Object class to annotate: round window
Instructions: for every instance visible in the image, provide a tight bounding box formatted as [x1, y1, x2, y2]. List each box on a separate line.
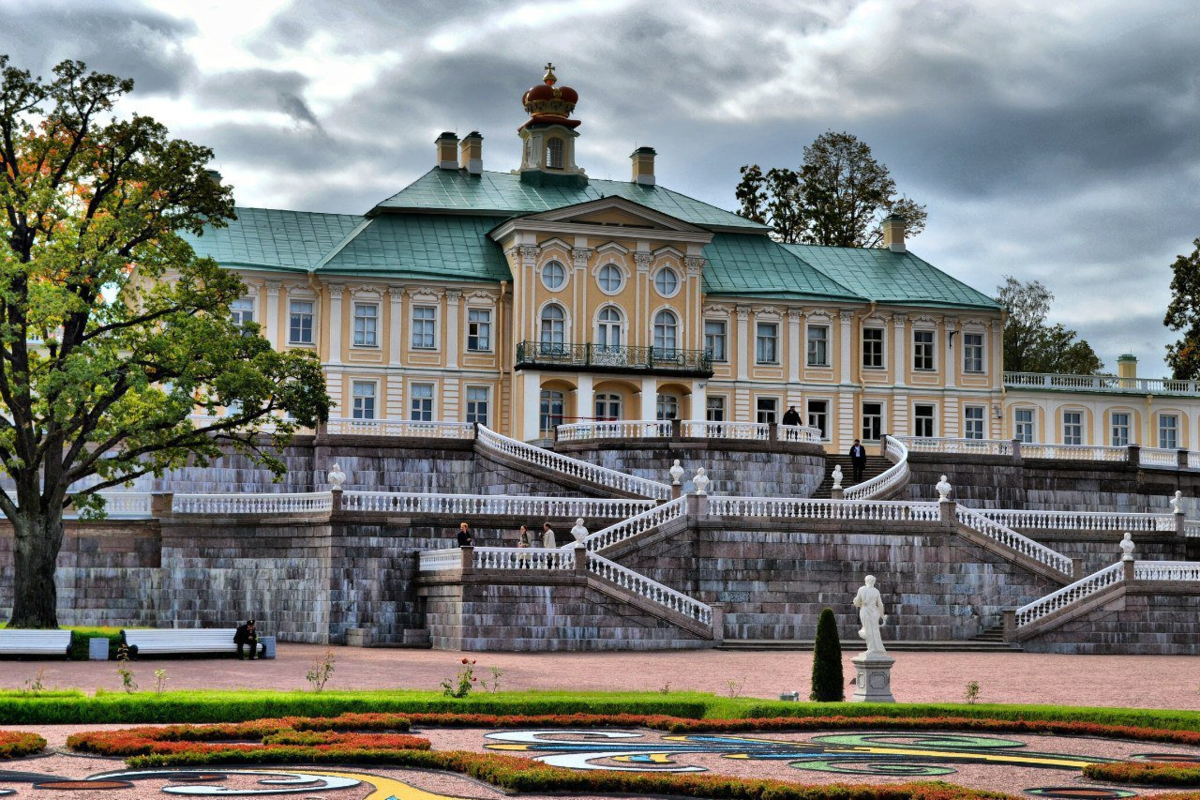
[598, 264, 623, 293]
[541, 261, 566, 290]
[654, 267, 679, 297]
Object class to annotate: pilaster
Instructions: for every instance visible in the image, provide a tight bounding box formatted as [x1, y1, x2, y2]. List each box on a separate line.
[387, 285, 404, 366]
[892, 314, 907, 388]
[735, 305, 751, 382]
[265, 280, 281, 350]
[328, 283, 344, 366]
[446, 289, 461, 370]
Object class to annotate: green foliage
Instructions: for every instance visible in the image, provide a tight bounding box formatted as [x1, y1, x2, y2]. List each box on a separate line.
[441, 657, 477, 698]
[0, 56, 330, 628]
[115, 643, 137, 693]
[964, 681, 980, 705]
[810, 607, 844, 702]
[1084, 759, 1200, 786]
[737, 131, 927, 247]
[305, 648, 336, 692]
[1165, 237, 1200, 379]
[66, 627, 128, 660]
[997, 276, 1103, 374]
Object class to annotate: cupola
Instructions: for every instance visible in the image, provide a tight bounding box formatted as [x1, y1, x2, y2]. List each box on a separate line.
[517, 63, 587, 188]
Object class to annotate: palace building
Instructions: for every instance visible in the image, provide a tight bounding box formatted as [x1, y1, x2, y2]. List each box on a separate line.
[186, 65, 1200, 452]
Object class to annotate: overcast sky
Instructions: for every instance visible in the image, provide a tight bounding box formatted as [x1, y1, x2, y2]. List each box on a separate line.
[3, 0, 1199, 375]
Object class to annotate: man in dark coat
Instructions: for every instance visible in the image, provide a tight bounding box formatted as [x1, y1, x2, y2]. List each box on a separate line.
[234, 619, 262, 660]
[457, 522, 473, 547]
[848, 438, 867, 483]
[781, 405, 801, 426]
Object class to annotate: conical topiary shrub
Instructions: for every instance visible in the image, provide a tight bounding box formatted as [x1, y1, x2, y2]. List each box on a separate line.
[810, 607, 845, 701]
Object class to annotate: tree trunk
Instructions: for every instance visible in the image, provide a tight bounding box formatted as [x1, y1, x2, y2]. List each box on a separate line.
[9, 509, 65, 629]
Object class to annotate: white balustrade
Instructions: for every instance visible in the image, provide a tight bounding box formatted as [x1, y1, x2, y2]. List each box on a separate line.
[977, 509, 1176, 533]
[586, 551, 712, 625]
[1139, 447, 1179, 468]
[578, 496, 688, 551]
[325, 418, 475, 439]
[476, 425, 670, 500]
[172, 491, 333, 515]
[680, 420, 768, 440]
[63, 492, 154, 519]
[1015, 562, 1123, 627]
[556, 421, 672, 441]
[708, 496, 941, 523]
[898, 436, 1014, 457]
[1189, 452, 1200, 471]
[1185, 521, 1200, 539]
[418, 548, 462, 572]
[1005, 371, 1200, 396]
[780, 424, 823, 443]
[844, 436, 910, 501]
[1019, 443, 1128, 462]
[340, 491, 654, 519]
[956, 506, 1073, 576]
[474, 546, 576, 571]
[1134, 560, 1200, 582]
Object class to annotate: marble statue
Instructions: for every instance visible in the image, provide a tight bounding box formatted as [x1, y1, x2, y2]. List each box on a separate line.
[692, 467, 709, 495]
[1120, 531, 1135, 562]
[570, 518, 589, 542]
[1171, 490, 1184, 515]
[327, 463, 346, 491]
[935, 475, 953, 502]
[831, 465, 843, 490]
[669, 459, 685, 486]
[853, 575, 888, 654]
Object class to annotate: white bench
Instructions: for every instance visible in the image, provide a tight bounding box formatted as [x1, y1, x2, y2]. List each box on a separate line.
[0, 629, 72, 657]
[122, 629, 270, 658]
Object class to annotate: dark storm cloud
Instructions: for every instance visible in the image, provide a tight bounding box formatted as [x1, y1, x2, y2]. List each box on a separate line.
[198, 69, 324, 130]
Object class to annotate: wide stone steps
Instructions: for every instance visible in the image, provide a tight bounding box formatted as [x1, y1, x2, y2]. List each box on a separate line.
[971, 624, 1006, 643]
[719, 638, 1022, 652]
[810, 456, 893, 499]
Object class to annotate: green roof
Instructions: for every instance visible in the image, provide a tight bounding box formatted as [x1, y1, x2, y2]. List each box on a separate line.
[183, 207, 362, 272]
[373, 168, 767, 231]
[781, 243, 1002, 310]
[702, 234, 865, 302]
[316, 214, 512, 282]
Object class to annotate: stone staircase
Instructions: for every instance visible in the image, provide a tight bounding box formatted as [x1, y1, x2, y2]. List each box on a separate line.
[810, 455, 893, 498]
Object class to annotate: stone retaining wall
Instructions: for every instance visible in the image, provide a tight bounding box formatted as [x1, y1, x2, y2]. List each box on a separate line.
[1022, 587, 1200, 655]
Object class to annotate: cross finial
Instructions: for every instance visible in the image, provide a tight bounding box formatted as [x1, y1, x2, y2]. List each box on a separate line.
[543, 62, 557, 86]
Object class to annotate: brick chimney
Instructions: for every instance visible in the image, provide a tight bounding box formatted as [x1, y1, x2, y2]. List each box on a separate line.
[459, 131, 483, 175]
[435, 132, 459, 170]
[630, 146, 656, 186]
[882, 214, 907, 253]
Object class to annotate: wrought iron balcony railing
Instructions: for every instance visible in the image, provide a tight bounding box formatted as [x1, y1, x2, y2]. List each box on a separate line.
[515, 341, 713, 376]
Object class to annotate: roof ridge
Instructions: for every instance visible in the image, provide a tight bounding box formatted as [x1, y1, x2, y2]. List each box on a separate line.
[773, 240, 865, 300]
[233, 205, 363, 219]
[310, 216, 377, 272]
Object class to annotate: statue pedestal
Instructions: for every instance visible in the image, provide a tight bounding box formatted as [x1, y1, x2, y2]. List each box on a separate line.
[849, 651, 896, 703]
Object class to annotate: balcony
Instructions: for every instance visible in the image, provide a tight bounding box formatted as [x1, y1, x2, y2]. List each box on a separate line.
[515, 341, 713, 377]
[1004, 371, 1200, 397]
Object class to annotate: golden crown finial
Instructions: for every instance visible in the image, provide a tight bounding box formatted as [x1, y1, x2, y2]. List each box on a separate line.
[543, 62, 557, 86]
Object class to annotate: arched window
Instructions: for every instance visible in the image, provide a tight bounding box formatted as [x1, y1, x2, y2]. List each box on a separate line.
[596, 306, 623, 351]
[546, 138, 564, 169]
[653, 310, 678, 358]
[539, 304, 566, 354]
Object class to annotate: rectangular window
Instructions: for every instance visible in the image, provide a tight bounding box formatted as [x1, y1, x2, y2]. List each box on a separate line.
[963, 333, 985, 373]
[807, 325, 829, 366]
[288, 300, 314, 344]
[964, 406, 985, 439]
[706, 396, 726, 422]
[1159, 414, 1179, 450]
[353, 303, 378, 347]
[1015, 409, 1035, 444]
[755, 322, 778, 364]
[704, 320, 727, 362]
[411, 306, 437, 349]
[410, 383, 434, 422]
[351, 381, 376, 420]
[862, 328, 884, 368]
[656, 394, 679, 421]
[807, 400, 829, 440]
[231, 297, 255, 333]
[465, 386, 489, 426]
[862, 402, 883, 441]
[467, 309, 492, 352]
[1063, 411, 1083, 446]
[913, 330, 935, 371]
[1111, 413, 1130, 447]
[756, 397, 779, 424]
[914, 403, 936, 438]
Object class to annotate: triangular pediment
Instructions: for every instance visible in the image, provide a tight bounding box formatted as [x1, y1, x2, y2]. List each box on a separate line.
[522, 196, 708, 233]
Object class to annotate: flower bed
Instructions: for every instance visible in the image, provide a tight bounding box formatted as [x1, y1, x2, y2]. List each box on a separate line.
[1084, 761, 1200, 786]
[0, 730, 45, 758]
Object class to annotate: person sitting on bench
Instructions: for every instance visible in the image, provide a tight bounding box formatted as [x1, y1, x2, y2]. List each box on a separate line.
[234, 619, 264, 660]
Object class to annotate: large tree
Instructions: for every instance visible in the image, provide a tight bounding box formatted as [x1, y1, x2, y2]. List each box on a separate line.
[997, 276, 1103, 374]
[0, 57, 329, 628]
[1163, 237, 1200, 379]
[736, 131, 927, 247]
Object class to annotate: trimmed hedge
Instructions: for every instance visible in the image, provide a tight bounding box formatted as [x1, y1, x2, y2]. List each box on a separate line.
[66, 627, 126, 661]
[0, 731, 46, 759]
[1084, 761, 1200, 787]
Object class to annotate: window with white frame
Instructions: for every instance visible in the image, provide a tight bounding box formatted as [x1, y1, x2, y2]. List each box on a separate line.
[807, 399, 829, 439]
[652, 310, 678, 357]
[467, 308, 492, 352]
[964, 405, 985, 439]
[465, 386, 489, 426]
[540, 304, 567, 353]
[410, 383, 434, 422]
[288, 300, 314, 344]
[353, 303, 378, 347]
[231, 297, 255, 334]
[913, 329, 935, 370]
[756, 396, 779, 424]
[756, 321, 779, 364]
[1063, 411, 1083, 445]
[411, 306, 437, 349]
[706, 396, 726, 422]
[1159, 414, 1179, 450]
[597, 264, 623, 293]
[862, 327, 884, 368]
[539, 389, 565, 435]
[596, 306, 623, 350]
[1015, 408, 1035, 443]
[914, 403, 936, 438]
[1111, 412, 1130, 447]
[656, 393, 679, 421]
[807, 325, 829, 366]
[351, 381, 376, 420]
[654, 267, 679, 297]
[963, 333, 985, 373]
[595, 393, 621, 421]
[862, 402, 883, 441]
[541, 260, 566, 290]
[704, 319, 727, 362]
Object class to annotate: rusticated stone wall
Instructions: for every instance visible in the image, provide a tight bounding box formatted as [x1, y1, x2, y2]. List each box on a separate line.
[1019, 531, 1185, 575]
[1022, 587, 1200, 655]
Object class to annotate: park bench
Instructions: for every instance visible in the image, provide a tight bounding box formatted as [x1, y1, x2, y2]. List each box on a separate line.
[121, 629, 272, 659]
[0, 629, 72, 658]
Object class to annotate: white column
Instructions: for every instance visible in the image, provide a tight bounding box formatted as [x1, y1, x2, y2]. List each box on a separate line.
[445, 289, 461, 370]
[735, 306, 750, 381]
[945, 317, 958, 390]
[387, 285, 404, 366]
[522, 371, 541, 440]
[838, 310, 854, 384]
[892, 314, 907, 388]
[691, 380, 707, 421]
[639, 376, 657, 421]
[265, 280, 281, 350]
[575, 374, 594, 422]
[327, 283, 344, 365]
